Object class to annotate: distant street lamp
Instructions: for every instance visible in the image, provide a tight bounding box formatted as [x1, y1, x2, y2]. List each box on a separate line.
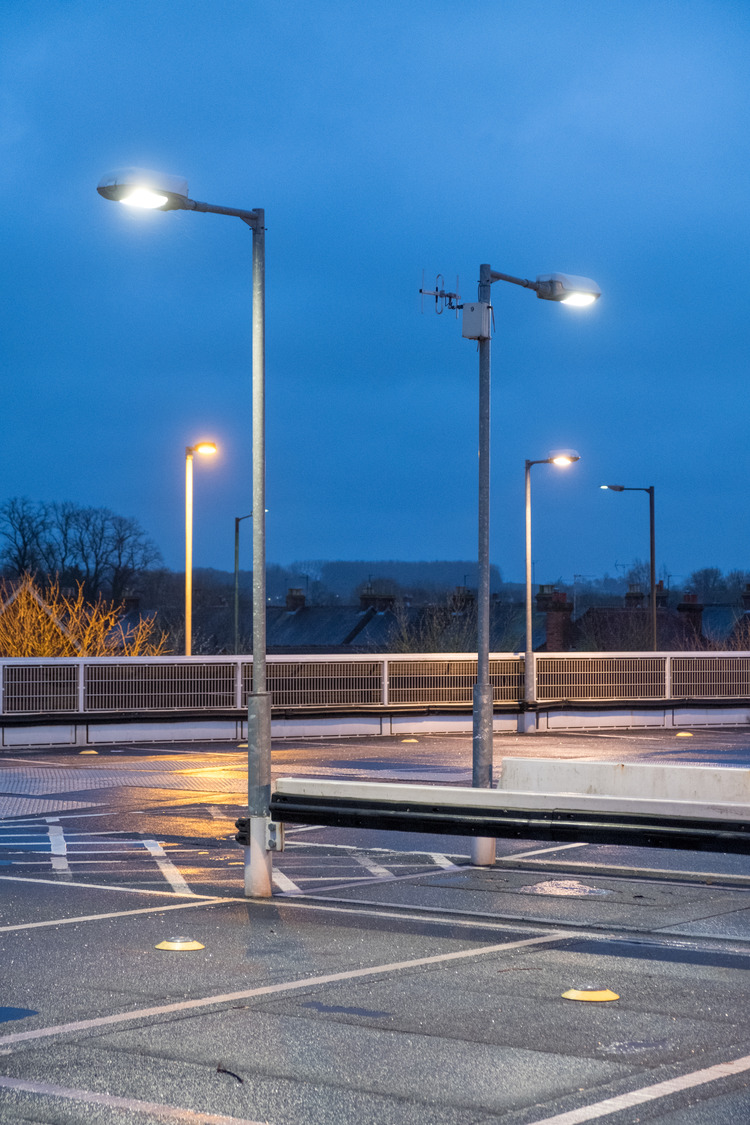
[524, 451, 580, 726]
[601, 484, 657, 650]
[185, 442, 217, 657]
[462, 267, 600, 866]
[234, 513, 253, 654]
[98, 167, 272, 898]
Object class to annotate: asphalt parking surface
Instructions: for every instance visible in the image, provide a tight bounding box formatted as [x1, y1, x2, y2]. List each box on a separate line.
[2, 728, 750, 1123]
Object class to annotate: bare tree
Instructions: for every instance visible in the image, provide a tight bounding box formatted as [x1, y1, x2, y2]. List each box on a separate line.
[0, 498, 47, 575]
[0, 497, 161, 600]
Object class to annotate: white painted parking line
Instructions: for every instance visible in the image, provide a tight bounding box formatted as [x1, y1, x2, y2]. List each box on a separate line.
[353, 855, 393, 878]
[272, 869, 302, 893]
[0, 931, 569, 1048]
[46, 824, 71, 880]
[504, 843, 589, 861]
[0, 898, 228, 933]
[0, 874, 212, 897]
[0, 1075, 267, 1123]
[526, 1051, 750, 1124]
[428, 853, 458, 869]
[142, 840, 193, 895]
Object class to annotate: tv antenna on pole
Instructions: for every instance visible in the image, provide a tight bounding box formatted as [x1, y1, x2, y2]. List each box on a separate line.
[420, 271, 461, 317]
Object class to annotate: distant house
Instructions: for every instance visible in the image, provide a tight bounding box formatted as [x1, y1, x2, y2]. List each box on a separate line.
[266, 586, 524, 654]
[534, 581, 750, 652]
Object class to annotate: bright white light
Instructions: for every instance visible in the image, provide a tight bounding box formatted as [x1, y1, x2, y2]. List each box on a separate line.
[560, 291, 598, 307]
[120, 187, 169, 209]
[536, 273, 601, 306]
[549, 448, 580, 467]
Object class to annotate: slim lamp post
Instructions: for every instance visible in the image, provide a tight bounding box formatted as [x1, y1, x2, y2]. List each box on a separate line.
[185, 442, 217, 656]
[601, 484, 657, 650]
[524, 451, 579, 729]
[234, 513, 253, 653]
[462, 269, 599, 866]
[98, 168, 272, 897]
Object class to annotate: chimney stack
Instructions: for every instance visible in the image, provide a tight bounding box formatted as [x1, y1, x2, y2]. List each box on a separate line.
[676, 592, 704, 638]
[536, 586, 573, 651]
[625, 583, 645, 609]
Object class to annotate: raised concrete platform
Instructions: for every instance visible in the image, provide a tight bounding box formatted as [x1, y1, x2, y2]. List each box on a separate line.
[500, 757, 750, 805]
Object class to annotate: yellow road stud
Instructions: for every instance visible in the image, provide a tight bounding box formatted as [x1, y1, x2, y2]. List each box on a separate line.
[562, 987, 619, 1002]
[155, 937, 205, 951]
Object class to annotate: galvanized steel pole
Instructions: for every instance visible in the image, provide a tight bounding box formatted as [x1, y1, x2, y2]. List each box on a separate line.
[524, 459, 534, 719]
[234, 513, 252, 654]
[184, 449, 194, 657]
[245, 209, 273, 898]
[648, 486, 657, 651]
[471, 263, 496, 867]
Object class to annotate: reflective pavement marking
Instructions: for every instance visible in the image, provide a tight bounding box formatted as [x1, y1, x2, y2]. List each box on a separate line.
[142, 839, 193, 894]
[0, 1075, 268, 1123]
[0, 931, 570, 1048]
[526, 1051, 750, 1124]
[0, 899, 229, 932]
[271, 868, 301, 893]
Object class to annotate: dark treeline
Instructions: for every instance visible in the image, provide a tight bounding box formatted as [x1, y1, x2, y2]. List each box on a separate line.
[3, 497, 750, 653]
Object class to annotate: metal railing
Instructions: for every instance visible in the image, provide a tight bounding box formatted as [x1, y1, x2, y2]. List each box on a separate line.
[1, 652, 750, 716]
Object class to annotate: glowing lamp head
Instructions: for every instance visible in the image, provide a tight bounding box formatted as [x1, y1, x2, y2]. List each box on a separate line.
[97, 168, 190, 211]
[120, 187, 169, 209]
[194, 442, 217, 456]
[549, 449, 580, 467]
[601, 484, 625, 491]
[535, 273, 601, 306]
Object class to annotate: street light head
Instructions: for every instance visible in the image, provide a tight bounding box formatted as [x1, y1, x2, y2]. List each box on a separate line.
[97, 168, 189, 211]
[194, 441, 217, 456]
[535, 273, 601, 306]
[549, 448, 580, 467]
[601, 484, 625, 491]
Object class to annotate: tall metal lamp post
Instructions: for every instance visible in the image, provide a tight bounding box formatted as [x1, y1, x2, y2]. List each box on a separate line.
[97, 167, 273, 897]
[601, 484, 657, 650]
[234, 513, 253, 653]
[185, 441, 218, 656]
[524, 450, 580, 730]
[463, 269, 600, 866]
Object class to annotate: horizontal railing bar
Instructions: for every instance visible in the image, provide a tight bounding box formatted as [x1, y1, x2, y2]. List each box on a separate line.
[268, 780, 750, 854]
[1, 652, 750, 717]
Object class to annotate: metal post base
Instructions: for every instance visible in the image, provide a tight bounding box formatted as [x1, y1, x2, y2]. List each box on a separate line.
[470, 836, 497, 866]
[518, 710, 537, 734]
[243, 817, 273, 897]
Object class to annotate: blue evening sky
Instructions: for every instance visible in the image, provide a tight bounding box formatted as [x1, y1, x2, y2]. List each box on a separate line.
[1, 1, 748, 587]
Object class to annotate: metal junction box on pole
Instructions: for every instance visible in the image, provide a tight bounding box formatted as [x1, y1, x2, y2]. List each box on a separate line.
[462, 301, 492, 340]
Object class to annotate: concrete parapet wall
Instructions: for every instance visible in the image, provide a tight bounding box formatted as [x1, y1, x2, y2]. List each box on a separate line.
[500, 756, 750, 805]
